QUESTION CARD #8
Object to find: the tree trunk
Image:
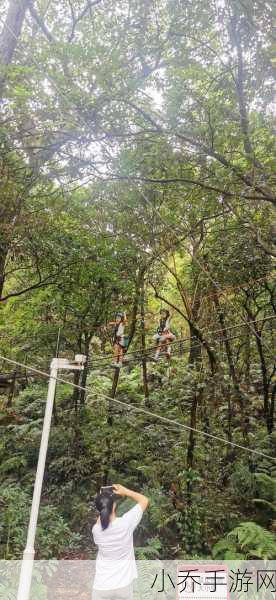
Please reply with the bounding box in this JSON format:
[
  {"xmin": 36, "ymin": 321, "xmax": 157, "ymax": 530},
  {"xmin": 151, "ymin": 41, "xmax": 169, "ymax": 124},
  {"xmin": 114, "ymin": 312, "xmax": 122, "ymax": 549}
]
[
  {"xmin": 7, "ymin": 369, "xmax": 17, "ymax": 407},
  {"xmin": 244, "ymin": 306, "xmax": 273, "ymax": 433},
  {"xmin": 269, "ymin": 383, "xmax": 275, "ymax": 434},
  {"xmin": 79, "ymin": 334, "xmax": 91, "ymax": 406},
  {"xmin": 140, "ymin": 276, "xmax": 149, "ymax": 405},
  {"xmin": 244, "ymin": 315, "xmax": 251, "ymax": 386},
  {"xmin": 186, "ymin": 392, "xmax": 198, "ymax": 470},
  {"xmin": 0, "ymin": 0, "xmax": 32, "ymax": 95},
  {"xmin": 72, "ymin": 370, "xmax": 81, "ymax": 411},
  {"xmin": 186, "ymin": 323, "xmax": 202, "ymax": 476},
  {"xmin": 213, "ymin": 292, "xmax": 245, "ymax": 414},
  {"xmin": 188, "ymin": 323, "xmax": 202, "ymax": 366},
  {"xmin": 254, "ymin": 329, "xmax": 270, "ymax": 428},
  {"xmin": 79, "ymin": 363, "xmax": 88, "ymax": 406},
  {"xmin": 0, "ymin": 244, "xmax": 9, "ymax": 301},
  {"xmin": 186, "ymin": 255, "xmax": 207, "ymax": 478},
  {"xmin": 250, "ymin": 320, "xmax": 272, "ymax": 433},
  {"xmin": 226, "ymin": 385, "xmax": 232, "ymax": 441}
]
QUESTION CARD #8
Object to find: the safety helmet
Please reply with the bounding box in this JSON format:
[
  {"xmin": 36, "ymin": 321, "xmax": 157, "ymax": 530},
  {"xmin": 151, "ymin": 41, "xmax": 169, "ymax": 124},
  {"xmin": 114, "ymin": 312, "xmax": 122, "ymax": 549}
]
[{"xmin": 116, "ymin": 312, "xmax": 124, "ymax": 319}]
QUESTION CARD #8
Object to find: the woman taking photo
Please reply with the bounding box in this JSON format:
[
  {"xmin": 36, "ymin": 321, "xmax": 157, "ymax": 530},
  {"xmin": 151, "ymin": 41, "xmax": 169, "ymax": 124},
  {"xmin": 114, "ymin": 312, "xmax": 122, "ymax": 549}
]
[{"xmin": 92, "ymin": 484, "xmax": 149, "ymax": 599}]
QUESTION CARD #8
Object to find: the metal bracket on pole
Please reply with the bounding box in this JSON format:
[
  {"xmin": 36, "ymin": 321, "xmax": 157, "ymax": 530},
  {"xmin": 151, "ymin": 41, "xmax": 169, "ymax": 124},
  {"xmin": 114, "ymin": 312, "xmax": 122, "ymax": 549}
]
[
  {"xmin": 51, "ymin": 355, "xmax": 87, "ymax": 370},
  {"xmin": 17, "ymin": 355, "xmax": 87, "ymax": 600}
]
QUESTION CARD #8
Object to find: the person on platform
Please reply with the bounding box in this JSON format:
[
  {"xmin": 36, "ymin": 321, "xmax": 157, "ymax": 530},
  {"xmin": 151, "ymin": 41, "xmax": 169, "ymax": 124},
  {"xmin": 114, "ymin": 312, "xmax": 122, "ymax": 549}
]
[
  {"xmin": 153, "ymin": 309, "xmax": 175, "ymax": 361},
  {"xmin": 107, "ymin": 312, "xmax": 128, "ymax": 368}
]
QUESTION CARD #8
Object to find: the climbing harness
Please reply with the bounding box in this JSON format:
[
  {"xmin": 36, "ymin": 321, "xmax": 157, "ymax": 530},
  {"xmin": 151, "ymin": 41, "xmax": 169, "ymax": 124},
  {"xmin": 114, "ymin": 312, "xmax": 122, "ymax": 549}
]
[
  {"xmin": 153, "ymin": 309, "xmax": 176, "ymax": 361},
  {"xmin": 110, "ymin": 312, "xmax": 128, "ymax": 368}
]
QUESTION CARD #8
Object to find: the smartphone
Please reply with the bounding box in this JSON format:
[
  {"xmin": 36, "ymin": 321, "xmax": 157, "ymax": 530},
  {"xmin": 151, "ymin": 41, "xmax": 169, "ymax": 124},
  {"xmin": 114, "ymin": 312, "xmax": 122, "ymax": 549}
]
[{"xmin": 100, "ymin": 486, "xmax": 114, "ymax": 495}]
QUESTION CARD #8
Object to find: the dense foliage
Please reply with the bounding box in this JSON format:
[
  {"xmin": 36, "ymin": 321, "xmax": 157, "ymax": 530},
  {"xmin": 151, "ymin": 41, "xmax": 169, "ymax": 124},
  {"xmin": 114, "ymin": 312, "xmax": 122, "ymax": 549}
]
[{"xmin": 0, "ymin": 0, "xmax": 275, "ymax": 560}]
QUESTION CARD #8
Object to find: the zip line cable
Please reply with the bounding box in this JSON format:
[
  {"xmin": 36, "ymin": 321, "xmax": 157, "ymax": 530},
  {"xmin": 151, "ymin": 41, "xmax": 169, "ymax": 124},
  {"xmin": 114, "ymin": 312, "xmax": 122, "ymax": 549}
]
[
  {"xmin": 86, "ymin": 314, "xmax": 276, "ymax": 366},
  {"xmin": 98, "ymin": 313, "xmax": 276, "ymax": 361},
  {"xmin": 3, "ymin": 270, "xmax": 271, "ymax": 346},
  {"xmin": 88, "ymin": 342, "xmax": 273, "ymax": 372},
  {"xmin": 2, "ymin": 4, "xmax": 275, "ymax": 441},
  {"xmin": 0, "ymin": 352, "xmax": 275, "ymax": 462},
  {"xmin": 2, "ymin": 305, "xmax": 273, "ymax": 368},
  {"xmin": 2, "ymin": 23, "xmax": 275, "ymax": 364},
  {"xmin": 19, "ymin": 313, "xmax": 273, "ymax": 371},
  {"xmin": 32, "ymin": 340, "xmax": 276, "ymax": 380}
]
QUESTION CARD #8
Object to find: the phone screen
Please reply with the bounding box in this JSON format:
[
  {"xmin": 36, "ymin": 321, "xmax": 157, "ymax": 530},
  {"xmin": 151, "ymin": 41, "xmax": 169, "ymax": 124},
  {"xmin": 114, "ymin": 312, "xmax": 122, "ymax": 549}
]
[{"xmin": 100, "ymin": 486, "xmax": 113, "ymax": 494}]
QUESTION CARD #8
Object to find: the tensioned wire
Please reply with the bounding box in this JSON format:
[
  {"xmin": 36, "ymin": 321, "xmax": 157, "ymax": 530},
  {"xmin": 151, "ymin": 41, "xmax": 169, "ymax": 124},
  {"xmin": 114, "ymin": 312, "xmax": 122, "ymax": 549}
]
[
  {"xmin": 87, "ymin": 314, "xmax": 276, "ymax": 366},
  {"xmin": 2, "ymin": 16, "xmax": 273, "ymax": 364},
  {"xmin": 2, "ymin": 4, "xmax": 274, "ymax": 420},
  {"xmin": 0, "ymin": 294, "xmax": 274, "ymax": 365},
  {"xmin": 1, "ymin": 6, "xmax": 274, "ymax": 474},
  {"xmin": 88, "ymin": 336, "xmax": 273, "ymax": 370},
  {"xmin": 20, "ymin": 343, "xmax": 273, "ymax": 374},
  {"xmin": 0, "ymin": 352, "xmax": 275, "ymax": 463},
  {"xmin": 5, "ymin": 314, "xmax": 272, "ymax": 371},
  {"xmin": 4, "ymin": 268, "xmax": 271, "ymax": 345}
]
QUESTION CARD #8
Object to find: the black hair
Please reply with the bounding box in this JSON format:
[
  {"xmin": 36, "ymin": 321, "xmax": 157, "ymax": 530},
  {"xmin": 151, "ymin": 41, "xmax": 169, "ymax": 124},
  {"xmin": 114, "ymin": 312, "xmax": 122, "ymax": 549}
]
[
  {"xmin": 160, "ymin": 309, "xmax": 170, "ymax": 319},
  {"xmin": 116, "ymin": 312, "xmax": 124, "ymax": 320},
  {"xmin": 95, "ymin": 492, "xmax": 114, "ymax": 530}
]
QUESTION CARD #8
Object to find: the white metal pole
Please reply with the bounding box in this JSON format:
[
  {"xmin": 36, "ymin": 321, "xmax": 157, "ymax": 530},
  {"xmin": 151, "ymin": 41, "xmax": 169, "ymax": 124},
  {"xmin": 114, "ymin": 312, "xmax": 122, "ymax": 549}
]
[{"xmin": 17, "ymin": 360, "xmax": 58, "ymax": 600}]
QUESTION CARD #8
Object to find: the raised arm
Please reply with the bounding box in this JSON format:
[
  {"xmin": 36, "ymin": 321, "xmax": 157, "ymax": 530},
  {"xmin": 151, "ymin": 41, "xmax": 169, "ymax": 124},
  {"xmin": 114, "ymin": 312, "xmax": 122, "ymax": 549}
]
[
  {"xmin": 113, "ymin": 484, "xmax": 149, "ymax": 512},
  {"xmin": 106, "ymin": 321, "xmax": 116, "ymax": 327}
]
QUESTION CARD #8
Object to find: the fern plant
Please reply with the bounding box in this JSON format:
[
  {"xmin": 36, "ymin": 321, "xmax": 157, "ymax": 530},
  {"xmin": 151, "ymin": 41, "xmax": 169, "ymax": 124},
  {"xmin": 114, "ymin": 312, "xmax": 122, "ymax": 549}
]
[
  {"xmin": 136, "ymin": 537, "xmax": 162, "ymax": 559},
  {"xmin": 0, "ymin": 484, "xmax": 82, "ymax": 559},
  {"xmin": 213, "ymin": 522, "xmax": 276, "ymax": 560},
  {"xmin": 254, "ymin": 473, "xmax": 276, "ymax": 514}
]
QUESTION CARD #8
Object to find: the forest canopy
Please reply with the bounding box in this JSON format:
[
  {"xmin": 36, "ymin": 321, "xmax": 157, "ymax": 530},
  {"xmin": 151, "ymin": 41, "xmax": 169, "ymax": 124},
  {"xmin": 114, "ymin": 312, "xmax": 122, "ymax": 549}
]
[{"xmin": 0, "ymin": 0, "xmax": 275, "ymax": 561}]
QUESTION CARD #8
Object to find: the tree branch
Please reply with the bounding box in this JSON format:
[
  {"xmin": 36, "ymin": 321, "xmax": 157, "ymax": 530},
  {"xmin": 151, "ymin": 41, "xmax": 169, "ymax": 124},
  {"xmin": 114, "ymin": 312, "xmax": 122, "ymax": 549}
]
[
  {"xmin": 256, "ymin": 232, "xmax": 276, "ymax": 258},
  {"xmin": 0, "ymin": 0, "xmax": 31, "ymax": 65},
  {"xmin": 28, "ymin": 3, "xmax": 56, "ymax": 43},
  {"xmin": 68, "ymin": 0, "xmax": 103, "ymax": 42},
  {"xmin": 0, "ymin": 0, "xmax": 32, "ymax": 96},
  {"xmin": 118, "ymin": 101, "xmax": 275, "ymax": 204},
  {"xmin": 105, "ymin": 174, "xmax": 235, "ymax": 197}
]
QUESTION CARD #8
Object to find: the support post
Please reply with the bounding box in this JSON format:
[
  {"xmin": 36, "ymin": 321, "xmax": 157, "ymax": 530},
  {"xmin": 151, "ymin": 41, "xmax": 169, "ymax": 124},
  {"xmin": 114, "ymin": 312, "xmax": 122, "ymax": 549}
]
[
  {"xmin": 17, "ymin": 354, "xmax": 86, "ymax": 600},
  {"xmin": 17, "ymin": 360, "xmax": 58, "ymax": 600}
]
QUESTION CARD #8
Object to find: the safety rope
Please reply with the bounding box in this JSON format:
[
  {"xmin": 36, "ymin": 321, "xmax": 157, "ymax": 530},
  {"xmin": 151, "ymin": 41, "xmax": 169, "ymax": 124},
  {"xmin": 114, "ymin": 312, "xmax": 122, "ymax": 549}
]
[
  {"xmin": 0, "ymin": 352, "xmax": 275, "ymax": 462},
  {"xmin": 87, "ymin": 314, "xmax": 276, "ymax": 365}
]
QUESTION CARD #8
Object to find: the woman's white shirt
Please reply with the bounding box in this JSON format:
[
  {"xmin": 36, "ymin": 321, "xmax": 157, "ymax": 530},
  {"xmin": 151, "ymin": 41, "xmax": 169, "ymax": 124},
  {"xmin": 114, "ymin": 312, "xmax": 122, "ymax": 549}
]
[{"xmin": 92, "ymin": 504, "xmax": 143, "ymax": 590}]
